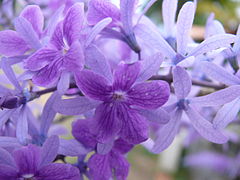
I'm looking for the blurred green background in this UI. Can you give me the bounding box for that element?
[147,0,240,33]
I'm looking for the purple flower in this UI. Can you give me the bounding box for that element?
[72,119,133,180]
[0,58,34,145]
[151,66,240,153]
[87,0,141,54]
[135,1,236,66]
[200,61,240,129]
[0,5,43,57]
[88,138,131,180]
[0,136,80,180]
[75,61,170,144]
[24,3,85,93]
[185,151,240,178]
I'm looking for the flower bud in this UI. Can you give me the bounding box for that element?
[1,96,26,109]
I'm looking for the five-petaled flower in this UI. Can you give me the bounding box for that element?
[75,61,170,144]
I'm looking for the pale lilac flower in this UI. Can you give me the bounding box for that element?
[0,5,44,57]
[135,1,236,66]
[151,66,240,153]
[200,60,240,130]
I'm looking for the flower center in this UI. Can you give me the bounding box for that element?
[112,91,125,101]
[22,174,35,180]
[177,99,189,110]
[62,38,70,54]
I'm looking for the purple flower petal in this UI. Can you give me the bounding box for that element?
[1,57,22,91]
[14,17,42,50]
[20,5,44,37]
[97,141,114,155]
[75,70,112,101]
[85,17,112,47]
[136,52,164,83]
[152,109,182,153]
[40,92,59,136]
[177,56,195,67]
[213,98,240,129]
[0,110,16,129]
[120,0,135,35]
[72,119,97,149]
[176,2,195,55]
[162,0,178,37]
[64,41,84,71]
[53,96,99,115]
[85,45,113,83]
[0,148,16,168]
[16,106,28,145]
[205,14,225,38]
[113,62,140,91]
[188,34,236,57]
[13,144,41,175]
[191,85,240,106]
[88,154,112,180]
[113,138,134,154]
[87,0,120,25]
[5,55,27,66]
[173,66,192,99]
[0,137,21,148]
[110,152,129,180]
[139,108,170,124]
[63,3,84,45]
[0,30,29,57]
[32,59,62,87]
[45,6,64,37]
[37,163,80,180]
[24,48,59,71]
[137,0,157,24]
[127,80,170,109]
[59,139,89,156]
[50,22,64,50]
[185,105,228,144]
[57,71,70,95]
[200,61,240,85]
[94,103,121,142]
[119,106,148,144]
[134,24,176,59]
[0,165,18,179]
[39,136,59,168]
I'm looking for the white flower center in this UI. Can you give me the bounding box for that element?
[112,91,125,101]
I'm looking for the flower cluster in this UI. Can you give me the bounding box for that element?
[0,0,240,179]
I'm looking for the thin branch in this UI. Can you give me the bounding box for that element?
[149,75,226,90]
[30,75,226,100]
[34,83,78,97]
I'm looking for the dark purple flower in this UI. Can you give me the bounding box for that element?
[0,136,80,180]
[72,119,133,180]
[88,139,132,180]
[75,61,170,144]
